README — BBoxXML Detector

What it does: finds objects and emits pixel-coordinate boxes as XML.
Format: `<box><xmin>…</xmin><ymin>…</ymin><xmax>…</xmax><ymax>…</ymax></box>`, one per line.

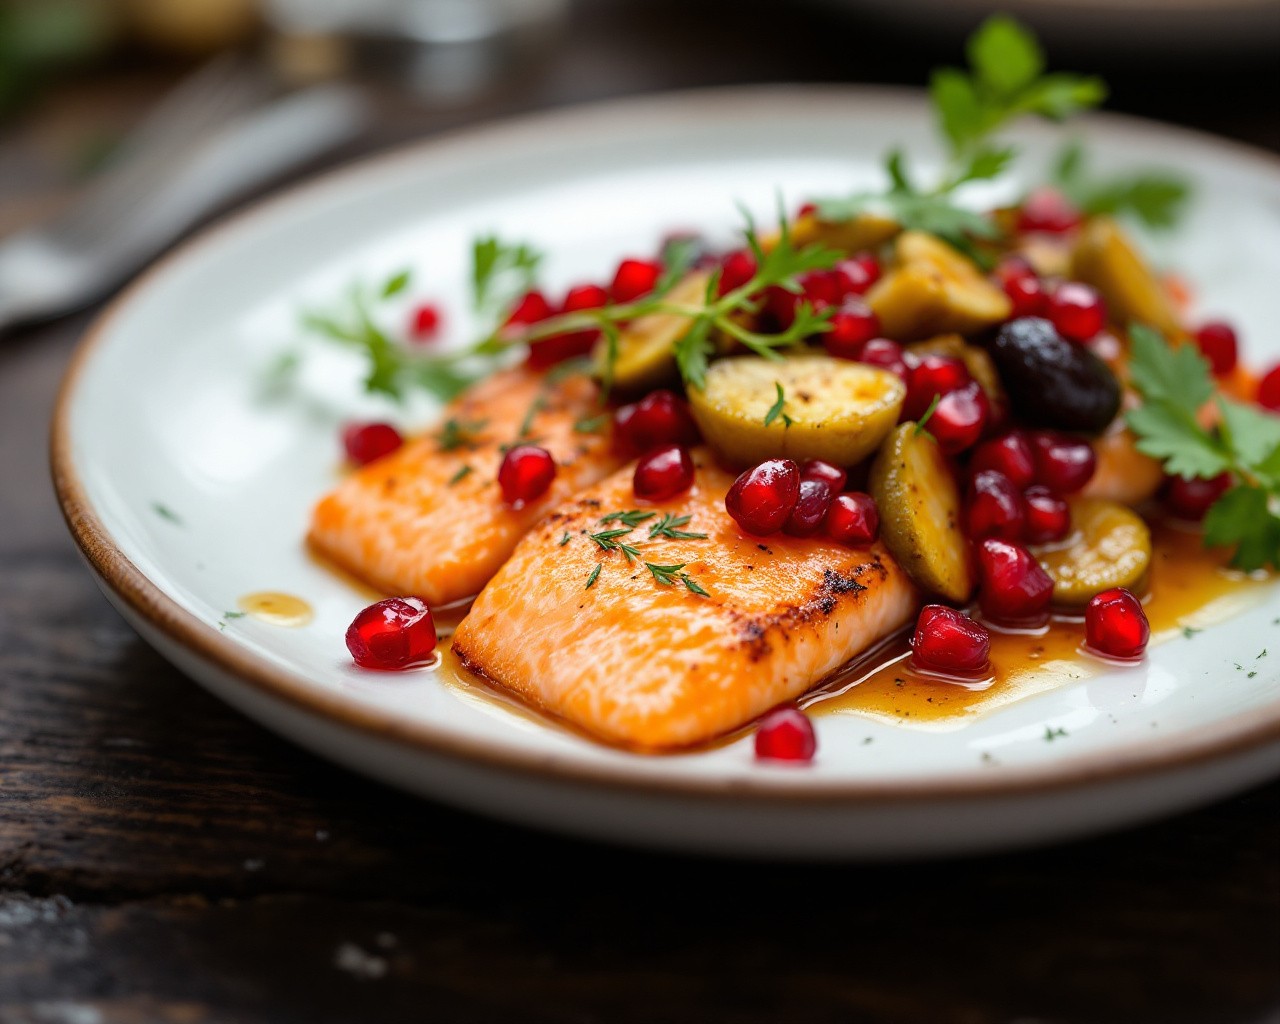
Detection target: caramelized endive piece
<box><xmin>309</xmin><ymin>368</ymin><xmax>624</xmax><ymax>604</ymax></box>
<box><xmin>453</xmin><ymin>453</ymin><xmax>918</xmax><ymax>749</ymax></box>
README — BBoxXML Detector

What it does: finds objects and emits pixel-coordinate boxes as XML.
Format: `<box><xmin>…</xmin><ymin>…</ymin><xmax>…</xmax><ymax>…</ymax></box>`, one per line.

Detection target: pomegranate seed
<box><xmin>346</xmin><ymin>597</ymin><xmax>436</xmax><ymax>670</ymax></box>
<box><xmin>754</xmin><ymin>705</ymin><xmax>816</xmax><ymax>763</ymax></box>
<box><xmin>800</xmin><ymin>459</ymin><xmax>847</xmax><ymax>494</ymax></box>
<box><xmin>725</xmin><ymin>459</ymin><xmax>801</xmax><ymax>536</ymax></box>
<box><xmin>342</xmin><ymin>422</ymin><xmax>402</xmax><ymax>465</ymax></box>
<box><xmin>824</xmin><ymin>492</ymin><xmax>880</xmax><ymax>546</ymax></box>
<box><xmin>409</xmin><ymin>302</ymin><xmax>442</xmax><ymax>342</ymax></box>
<box><xmin>1194</xmin><ymin>321</ymin><xmax>1239</xmax><ymax>376</ymax></box>
<box><xmin>976</xmin><ymin>538</ymin><xmax>1054</xmax><ymax>624</ymax></box>
<box><xmin>526</xmin><ymin>330</ymin><xmax>598</xmax><ymax>370</ymax></box>
<box><xmin>716</xmin><ymin>249</ymin><xmax>758</xmax><ymax>297</ymax></box>
<box><xmin>505</xmin><ymin>289</ymin><xmax>553</xmax><ymax>328</ymax></box>
<box><xmin>562</xmin><ymin>283</ymin><xmax>609</xmax><ymax>312</ymax></box>
<box><xmin>613</xmin><ymin>389</ymin><xmax>700</xmax><ymax>454</ymax></box>
<box><xmin>1085</xmin><ymin>587</ymin><xmax>1150</xmax><ymax>660</ymax></box>
<box><xmin>798</xmin><ymin>269</ymin><xmax>843</xmax><ymax>310</ymax></box>
<box><xmin>1023</xmin><ymin>485</ymin><xmax>1071</xmax><ymax>543</ymax></box>
<box><xmin>833</xmin><ymin>253</ymin><xmax>881</xmax><ymax>296</ymax></box>
<box><xmin>765</xmin><ymin>285</ymin><xmax>801</xmax><ymax>329</ymax></box>
<box><xmin>911</xmin><ymin>605</ymin><xmax>991</xmax><ymax>677</ymax></box>
<box><xmin>633</xmin><ymin>444</ymin><xmax>695</xmax><ymax>501</ymax></box>
<box><xmin>966</xmin><ymin>470</ymin><xmax>1027</xmax><ymax>541</ymax></box>
<box><xmin>1164</xmin><ymin>472</ymin><xmax>1231</xmax><ymax>520</ymax></box>
<box><xmin>858</xmin><ymin>338</ymin><xmax>910</xmax><ymax>382</ymax></box>
<box><xmin>929</xmin><ymin>382</ymin><xmax>989</xmax><ymax>455</ymax></box>
<box><xmin>784</xmin><ymin>479</ymin><xmax>836</xmax><ymax>537</ymax></box>
<box><xmin>970</xmin><ymin>431</ymin><xmax>1036</xmax><ymax>488</ymax></box>
<box><xmin>796</xmin><ymin>201</ymin><xmax>818</xmax><ymax>219</ymax></box>
<box><xmin>904</xmin><ymin>354</ymin><xmax>971</xmax><ymax>420</ymax></box>
<box><xmin>1031</xmin><ymin>432</ymin><xmax>1096</xmax><ymax>493</ymax></box>
<box><xmin>824</xmin><ymin>299</ymin><xmax>882</xmax><ymax>359</ymax></box>
<box><xmin>994</xmin><ymin>257</ymin><xmax>1047</xmax><ymax>319</ymax></box>
<box><xmin>1016</xmin><ymin>187</ymin><xmax>1083</xmax><ymax>235</ymax></box>
<box><xmin>498</xmin><ymin>444</ymin><xmax>556</xmax><ymax>507</ymax></box>
<box><xmin>1048</xmin><ymin>282</ymin><xmax>1106</xmax><ymax>342</ymax></box>
<box><xmin>610</xmin><ymin>258</ymin><xmax>663</xmax><ymax>304</ymax></box>
<box><xmin>1259</xmin><ymin>366</ymin><xmax>1280</xmax><ymax>411</ymax></box>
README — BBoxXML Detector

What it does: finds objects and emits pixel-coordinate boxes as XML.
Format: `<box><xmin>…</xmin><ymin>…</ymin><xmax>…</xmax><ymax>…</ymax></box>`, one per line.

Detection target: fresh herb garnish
<box><xmin>380</xmin><ymin>268</ymin><xmax>412</xmax><ymax>299</ymax></box>
<box><xmin>645</xmin><ymin>561</ymin><xmax>708</xmax><ymax>596</ymax></box>
<box><xmin>472</xmin><ymin>234</ymin><xmax>542</xmax><ymax>313</ymax></box>
<box><xmin>436</xmin><ymin>417</ymin><xmax>488</xmax><ymax>452</ymax></box>
<box><xmin>764</xmin><ymin>382</ymin><xmax>793</xmax><ymax>428</ymax></box>
<box><xmin>517</xmin><ymin>396</ymin><xmax>544</xmax><ymax>439</ymax></box>
<box><xmin>585</xmin><ymin>563</ymin><xmax>602</xmax><ymax>589</ymax></box>
<box><xmin>914</xmin><ymin>393</ymin><xmax>943</xmax><ymax>436</ymax></box>
<box><xmin>558</xmin><ymin>532</ymin><xmax>572</xmax><ymax>547</ymax></box>
<box><xmin>573</xmin><ymin>413</ymin><xmax>610</xmax><ymax>435</ymax></box>
<box><xmin>1125</xmin><ymin>324</ymin><xmax>1280</xmax><ymax>571</ymax></box>
<box><xmin>648</xmin><ymin>513</ymin><xmax>708</xmax><ymax>541</ymax></box>
<box><xmin>1051</xmin><ymin>140</ymin><xmax>1190</xmax><ymax>230</ymax></box>
<box><xmin>1043</xmin><ymin>725</ymin><xmax>1068</xmax><ymax>741</ymax></box>
<box><xmin>600</xmin><ymin>509</ymin><xmax>658</xmax><ymax>528</ymax></box>
<box><xmin>589</xmin><ymin>528</ymin><xmax>643</xmax><ymax>563</ymax></box>
<box><xmin>447</xmin><ymin>464</ymin><xmax>473</xmax><ymax>486</ymax></box>
<box><xmin>151</xmin><ymin>502</ymin><xmax>183</xmax><ymax>525</ymax></box>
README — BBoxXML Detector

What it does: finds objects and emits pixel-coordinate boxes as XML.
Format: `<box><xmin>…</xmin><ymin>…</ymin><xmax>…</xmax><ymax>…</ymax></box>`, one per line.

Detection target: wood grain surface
<box><xmin>2</xmin><ymin>3</ymin><xmax>1278</xmax><ymax>1021</ymax></box>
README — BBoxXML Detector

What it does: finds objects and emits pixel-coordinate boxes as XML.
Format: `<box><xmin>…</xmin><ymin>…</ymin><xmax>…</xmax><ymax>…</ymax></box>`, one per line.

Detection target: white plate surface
<box><xmin>54</xmin><ymin>86</ymin><xmax>1280</xmax><ymax>858</ymax></box>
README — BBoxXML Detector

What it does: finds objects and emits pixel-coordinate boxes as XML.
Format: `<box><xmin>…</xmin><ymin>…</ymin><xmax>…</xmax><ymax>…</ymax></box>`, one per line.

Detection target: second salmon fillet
<box><xmin>452</xmin><ymin>451</ymin><xmax>919</xmax><ymax>749</ymax></box>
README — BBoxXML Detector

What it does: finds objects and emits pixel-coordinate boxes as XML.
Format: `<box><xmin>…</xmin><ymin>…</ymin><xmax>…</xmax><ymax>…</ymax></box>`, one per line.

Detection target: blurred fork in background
<box><xmin>0</xmin><ymin>54</ymin><xmax>367</xmax><ymax>334</ymax></box>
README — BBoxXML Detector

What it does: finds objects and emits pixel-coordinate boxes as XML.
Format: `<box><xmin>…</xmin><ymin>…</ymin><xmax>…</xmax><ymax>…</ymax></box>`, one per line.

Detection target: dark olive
<box><xmin>989</xmin><ymin>317</ymin><xmax>1121</xmax><ymax>434</ymax></box>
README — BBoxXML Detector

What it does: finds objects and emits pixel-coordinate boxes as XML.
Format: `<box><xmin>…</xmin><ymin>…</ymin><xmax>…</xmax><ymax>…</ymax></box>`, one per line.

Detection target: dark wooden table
<box><xmin>3</xmin><ymin>3</ymin><xmax>1278</xmax><ymax>1021</ymax></box>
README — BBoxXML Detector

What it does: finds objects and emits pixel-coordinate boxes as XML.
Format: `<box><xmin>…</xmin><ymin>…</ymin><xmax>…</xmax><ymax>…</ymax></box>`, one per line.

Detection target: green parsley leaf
<box><xmin>1052</xmin><ymin>140</ymin><xmax>1191</xmax><ymax>230</ymax></box>
<box><xmin>967</xmin><ymin>14</ymin><xmax>1044</xmax><ymax>98</ymax></box>
<box><xmin>1127</xmin><ymin>324</ymin><xmax>1214</xmax><ymax>410</ymax></box>
<box><xmin>1203</xmin><ymin>485</ymin><xmax>1280</xmax><ymax>572</ymax></box>
<box><xmin>764</xmin><ymin>382</ymin><xmax>792</xmax><ymax>428</ymax></box>
<box><xmin>472</xmin><ymin>234</ymin><xmax>542</xmax><ymax>313</ymax></box>
<box><xmin>380</xmin><ymin>268</ymin><xmax>412</xmax><ymax>299</ymax></box>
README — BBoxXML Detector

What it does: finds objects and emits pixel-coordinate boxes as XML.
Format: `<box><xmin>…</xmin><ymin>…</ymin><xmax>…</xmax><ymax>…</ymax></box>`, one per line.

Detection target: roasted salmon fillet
<box><xmin>309</xmin><ymin>368</ymin><xmax>623</xmax><ymax>604</ymax></box>
<box><xmin>452</xmin><ymin>452</ymin><xmax>919</xmax><ymax>749</ymax></box>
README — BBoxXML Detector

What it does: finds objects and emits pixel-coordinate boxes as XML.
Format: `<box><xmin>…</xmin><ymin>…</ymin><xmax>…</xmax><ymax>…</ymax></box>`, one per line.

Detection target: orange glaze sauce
<box><xmin>806</xmin><ymin>518</ymin><xmax>1272</xmax><ymax>730</ymax></box>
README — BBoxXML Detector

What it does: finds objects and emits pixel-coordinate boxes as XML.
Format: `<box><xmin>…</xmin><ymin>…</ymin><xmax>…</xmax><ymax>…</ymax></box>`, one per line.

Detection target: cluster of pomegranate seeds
<box><xmin>1030</xmin><ymin>431</ymin><xmax>1096</xmax><ymax>493</ymax></box>
<box><xmin>911</xmin><ymin>605</ymin><xmax>991</xmax><ymax>676</ymax></box>
<box><xmin>754</xmin><ymin>704</ymin><xmax>817</xmax><ymax>763</ymax></box>
<box><xmin>498</xmin><ymin>444</ymin><xmax>556</xmax><ymax>507</ymax></box>
<box><xmin>856</xmin><ymin>338</ymin><xmax>910</xmax><ymax>382</ymax></box>
<box><xmin>966</xmin><ymin>470</ymin><xmax>1027</xmax><ymax>541</ymax></box>
<box><xmin>633</xmin><ymin>445</ymin><xmax>695</xmax><ymax>501</ymax></box>
<box><xmin>824</xmin><ymin>299</ymin><xmax>882</xmax><ymax>359</ymax></box>
<box><xmin>1085</xmin><ymin>588</ymin><xmax>1150</xmax><ymax>660</ymax></box>
<box><xmin>716</xmin><ymin>249</ymin><xmax>758</xmax><ymax>297</ymax></box>
<box><xmin>970</xmin><ymin>432</ymin><xmax>1036</xmax><ymax>488</ymax></box>
<box><xmin>1194</xmin><ymin>321</ymin><xmax>1239</xmax><ymax>376</ymax></box>
<box><xmin>1047</xmin><ymin>282</ymin><xmax>1107</xmax><ymax>342</ymax></box>
<box><xmin>1260</xmin><ymin>366</ymin><xmax>1280</xmax><ymax>411</ymax></box>
<box><xmin>768</xmin><ymin>261</ymin><xmax>882</xmax><ymax>335</ymax></box>
<box><xmin>1023</xmin><ymin>486</ymin><xmax>1071</xmax><ymax>543</ymax></box>
<box><xmin>994</xmin><ymin>257</ymin><xmax>1047</xmax><ymax>319</ymax></box>
<box><xmin>905</xmin><ymin>355</ymin><xmax>970</xmax><ymax>420</ymax></box>
<box><xmin>342</xmin><ymin>422</ymin><xmax>402</xmax><ymax>465</ymax></box>
<box><xmin>409</xmin><ymin>302</ymin><xmax>442</xmax><ymax>342</ymax></box>
<box><xmin>725</xmin><ymin>458</ymin><xmax>801</xmax><ymax>535</ymax></box>
<box><xmin>824</xmin><ymin>493</ymin><xmax>880</xmax><ymax>546</ymax></box>
<box><xmin>802</xmin><ymin>458</ymin><xmax>847</xmax><ymax>493</ymax></box>
<box><xmin>1163</xmin><ymin>471</ymin><xmax>1231</xmax><ymax>520</ymax></box>
<box><xmin>613</xmin><ymin>389</ymin><xmax>700</xmax><ymax>455</ymax></box>
<box><xmin>976</xmin><ymin>538</ymin><xmax>1054</xmax><ymax>624</ymax></box>
<box><xmin>609</xmin><ymin>258</ymin><xmax>663</xmax><ymax>304</ymax></box>
<box><xmin>1016</xmin><ymin>187</ymin><xmax>1083</xmax><ymax>236</ymax></box>
<box><xmin>346</xmin><ymin>597</ymin><xmax>437</xmax><ymax>670</ymax></box>
<box><xmin>521</xmin><ymin>282</ymin><xmax>604</xmax><ymax>370</ymax></box>
<box><xmin>506</xmin><ymin>289</ymin><xmax>554</xmax><ymax>327</ymax></box>
<box><xmin>784</xmin><ymin>479</ymin><xmax>836</xmax><ymax>537</ymax></box>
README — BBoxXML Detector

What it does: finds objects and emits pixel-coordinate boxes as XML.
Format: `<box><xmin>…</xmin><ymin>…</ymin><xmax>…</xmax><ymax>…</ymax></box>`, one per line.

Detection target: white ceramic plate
<box><xmin>53</xmin><ymin>86</ymin><xmax>1280</xmax><ymax>858</ymax></box>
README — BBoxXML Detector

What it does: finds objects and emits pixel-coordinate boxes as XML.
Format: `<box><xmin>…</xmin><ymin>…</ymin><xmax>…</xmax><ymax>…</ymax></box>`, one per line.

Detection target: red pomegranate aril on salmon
<box><xmin>1194</xmin><ymin>321</ymin><xmax>1239</xmax><ymax>376</ymax></box>
<box><xmin>976</xmin><ymin>538</ymin><xmax>1054</xmax><ymax>625</ymax></box>
<box><xmin>911</xmin><ymin>605</ymin><xmax>991</xmax><ymax>676</ymax></box>
<box><xmin>784</xmin><ymin>478</ymin><xmax>835</xmax><ymax>537</ymax></box>
<box><xmin>929</xmin><ymin>382</ymin><xmax>989</xmax><ymax>455</ymax></box>
<box><xmin>1031</xmin><ymin>432</ymin><xmax>1096</xmax><ymax>493</ymax></box>
<box><xmin>498</xmin><ymin>444</ymin><xmax>556</xmax><ymax>507</ymax></box>
<box><xmin>824</xmin><ymin>492</ymin><xmax>880</xmax><ymax>546</ymax></box>
<box><xmin>1259</xmin><ymin>365</ymin><xmax>1280</xmax><ymax>411</ymax></box>
<box><xmin>725</xmin><ymin>458</ymin><xmax>801</xmax><ymax>536</ymax></box>
<box><xmin>409</xmin><ymin>302</ymin><xmax>442</xmax><ymax>342</ymax></box>
<box><xmin>754</xmin><ymin>705</ymin><xmax>816</xmax><ymax>763</ymax></box>
<box><xmin>833</xmin><ymin>253</ymin><xmax>881</xmax><ymax>296</ymax></box>
<box><xmin>824</xmin><ymin>299</ymin><xmax>882</xmax><ymax>359</ymax></box>
<box><xmin>342</xmin><ymin>422</ymin><xmax>402</xmax><ymax>466</ymax></box>
<box><xmin>800</xmin><ymin>459</ymin><xmax>847</xmax><ymax>494</ymax></box>
<box><xmin>1023</xmin><ymin>485</ymin><xmax>1071</xmax><ymax>543</ymax></box>
<box><xmin>1048</xmin><ymin>282</ymin><xmax>1106</xmax><ymax>342</ymax></box>
<box><xmin>1163</xmin><ymin>472</ymin><xmax>1231</xmax><ymax>521</ymax></box>
<box><xmin>858</xmin><ymin>338</ymin><xmax>910</xmax><ymax>382</ymax></box>
<box><xmin>613</xmin><ymin>389</ymin><xmax>700</xmax><ymax>454</ymax></box>
<box><xmin>1085</xmin><ymin>588</ymin><xmax>1150</xmax><ymax>660</ymax></box>
<box><xmin>526</xmin><ymin>330</ymin><xmax>598</xmax><ymax>370</ymax></box>
<box><xmin>610</xmin><ymin>258</ymin><xmax>663</xmax><ymax>304</ymax></box>
<box><xmin>346</xmin><ymin>597</ymin><xmax>437</xmax><ymax>670</ymax></box>
<box><xmin>716</xmin><ymin>249</ymin><xmax>758</xmax><ymax>297</ymax></box>
<box><xmin>633</xmin><ymin>445</ymin><xmax>695</xmax><ymax>501</ymax></box>
<box><xmin>966</xmin><ymin>469</ymin><xmax>1027</xmax><ymax>541</ymax></box>
<box><xmin>970</xmin><ymin>431</ymin><xmax>1036</xmax><ymax>488</ymax></box>
<box><xmin>904</xmin><ymin>354</ymin><xmax>971</xmax><ymax>420</ymax></box>
<box><xmin>1016</xmin><ymin>187</ymin><xmax>1082</xmax><ymax>235</ymax></box>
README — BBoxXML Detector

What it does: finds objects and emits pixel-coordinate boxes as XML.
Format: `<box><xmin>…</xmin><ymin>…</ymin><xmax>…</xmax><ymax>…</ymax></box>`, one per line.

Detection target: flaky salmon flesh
<box><xmin>308</xmin><ymin>368</ymin><xmax>624</xmax><ymax>605</ymax></box>
<box><xmin>453</xmin><ymin>452</ymin><xmax>919</xmax><ymax>750</ymax></box>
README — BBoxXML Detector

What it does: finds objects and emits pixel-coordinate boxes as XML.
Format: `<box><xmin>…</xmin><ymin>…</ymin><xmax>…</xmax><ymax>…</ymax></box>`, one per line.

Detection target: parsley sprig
<box><xmin>1051</xmin><ymin>141</ymin><xmax>1190</xmax><ymax>230</ymax></box>
<box><xmin>472</xmin><ymin>234</ymin><xmax>542</xmax><ymax>313</ymax></box>
<box><xmin>1126</xmin><ymin>324</ymin><xmax>1280</xmax><ymax>571</ymax></box>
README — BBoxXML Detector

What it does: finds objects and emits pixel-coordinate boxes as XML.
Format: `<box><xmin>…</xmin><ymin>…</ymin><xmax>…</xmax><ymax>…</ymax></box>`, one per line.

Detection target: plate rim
<box><xmin>50</xmin><ymin>83</ymin><xmax>1280</xmax><ymax>804</ymax></box>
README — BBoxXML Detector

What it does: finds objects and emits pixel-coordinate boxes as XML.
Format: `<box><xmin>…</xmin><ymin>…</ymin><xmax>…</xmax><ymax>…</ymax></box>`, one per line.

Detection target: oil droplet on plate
<box><xmin>237</xmin><ymin>591</ymin><xmax>314</xmax><ymax>627</ymax></box>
